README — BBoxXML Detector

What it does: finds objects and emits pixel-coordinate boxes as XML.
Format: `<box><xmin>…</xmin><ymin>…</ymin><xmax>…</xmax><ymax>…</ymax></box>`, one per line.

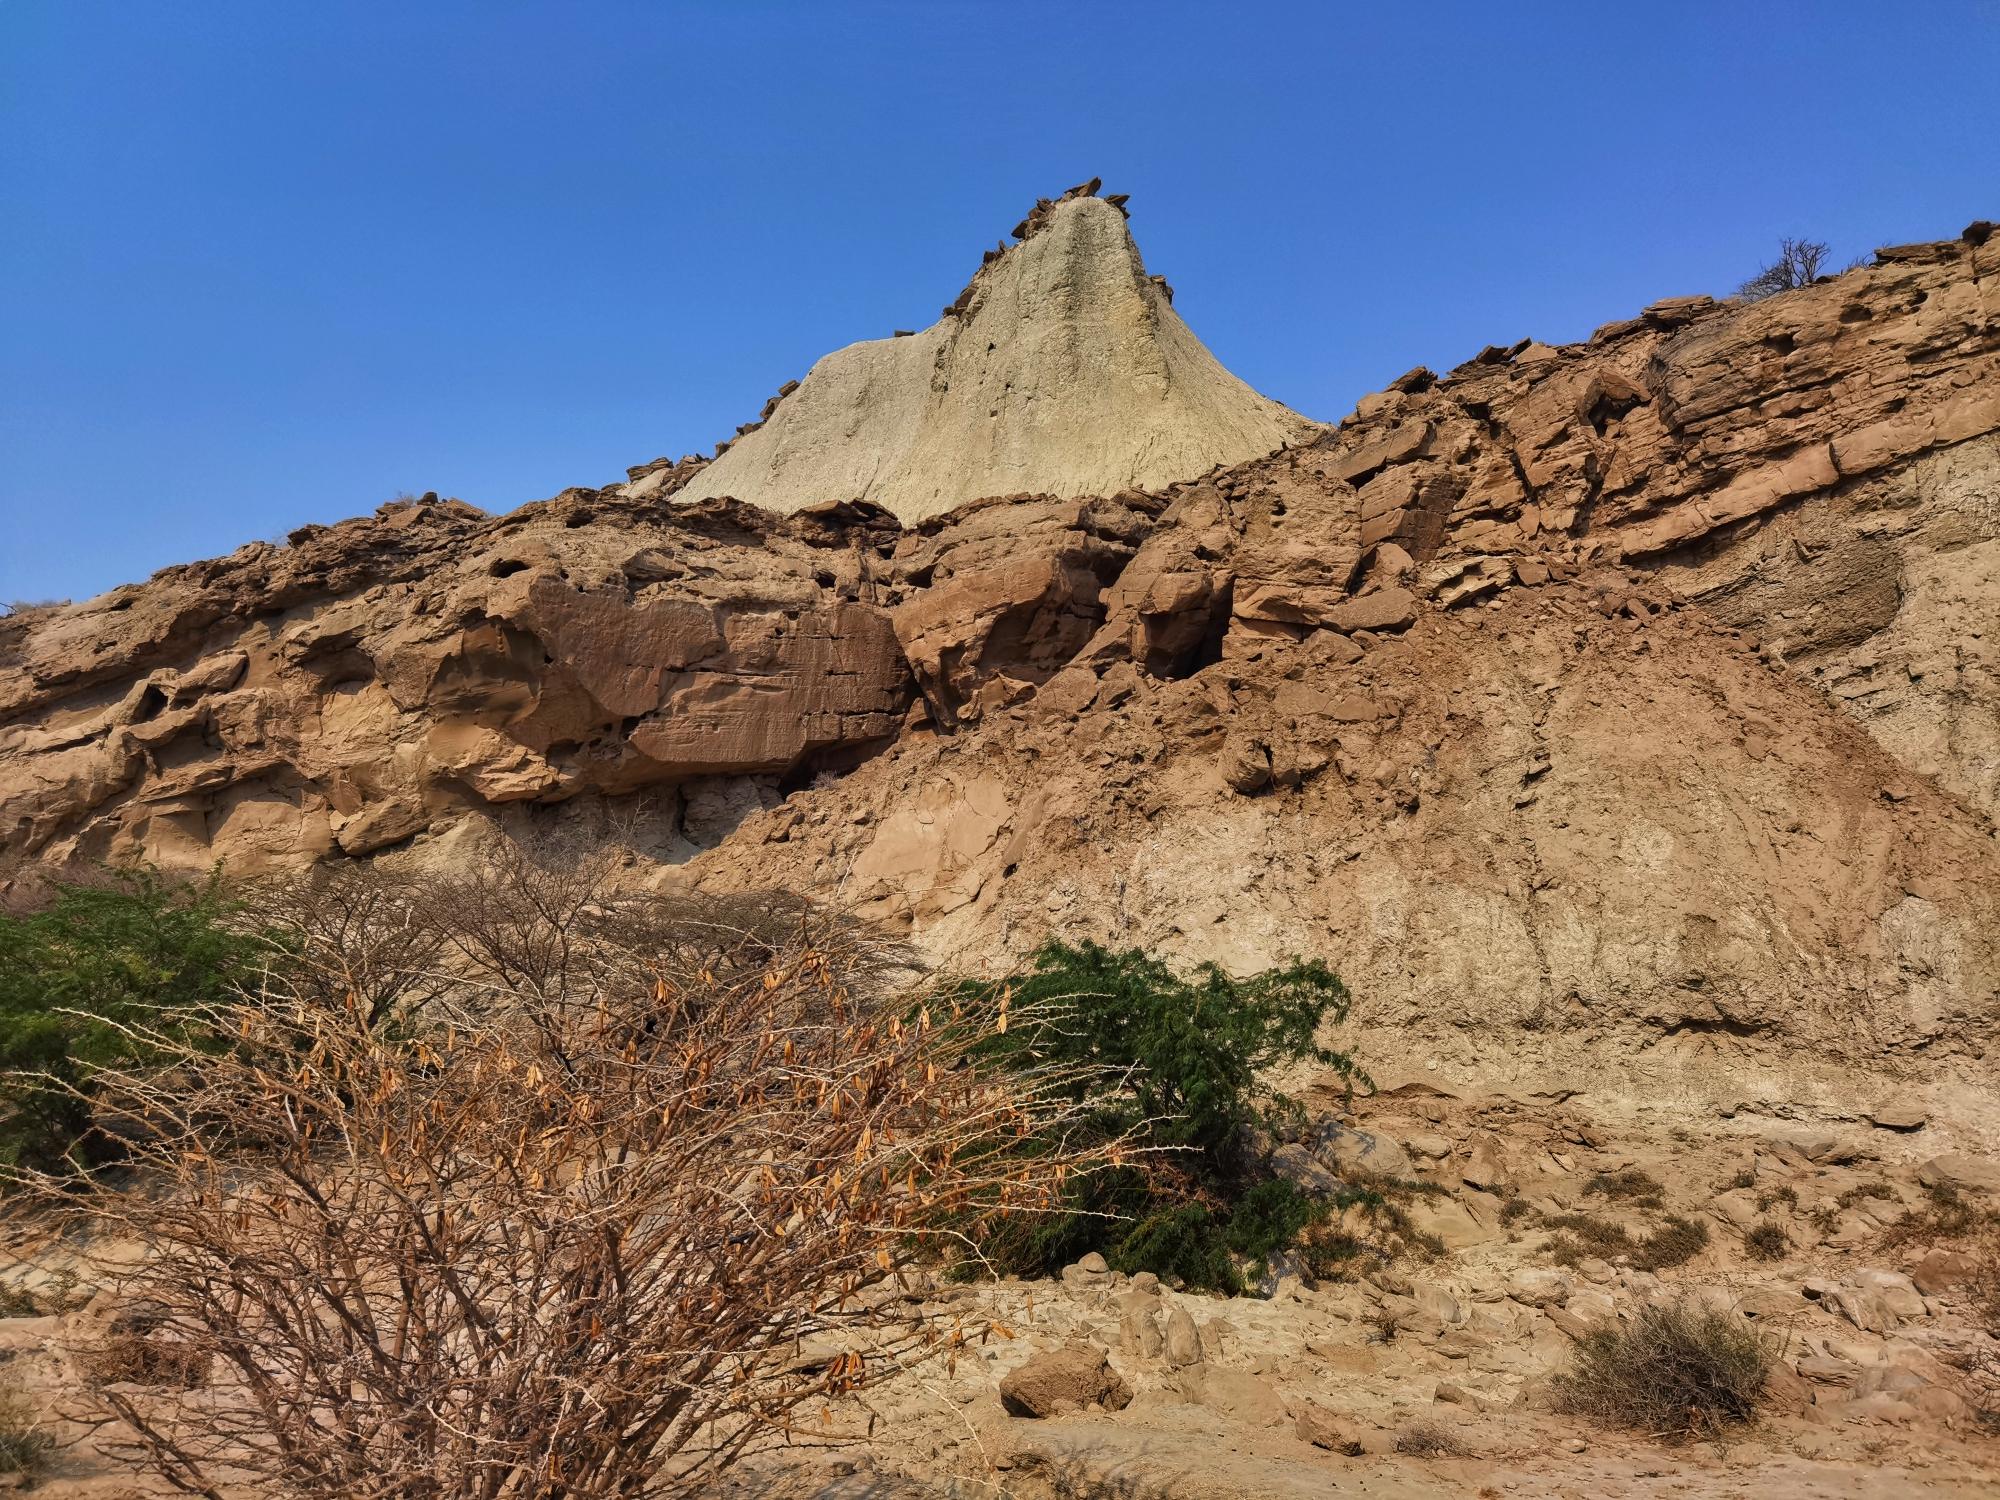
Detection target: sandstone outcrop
<box><xmin>0</xmin><ymin>493</ymin><xmax>911</xmax><ymax>870</ymax></box>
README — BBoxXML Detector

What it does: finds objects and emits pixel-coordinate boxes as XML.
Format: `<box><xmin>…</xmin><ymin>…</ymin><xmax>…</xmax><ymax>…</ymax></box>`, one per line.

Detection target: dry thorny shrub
<box><xmin>7</xmin><ymin>857</ymin><xmax>1119</xmax><ymax>1499</ymax></box>
<box><xmin>1552</xmin><ymin>1298</ymin><xmax>1771</xmax><ymax>1441</ymax></box>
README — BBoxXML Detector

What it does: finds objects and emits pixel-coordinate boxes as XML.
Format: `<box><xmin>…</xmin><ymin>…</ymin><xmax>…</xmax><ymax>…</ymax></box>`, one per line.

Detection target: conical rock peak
<box><xmin>672</xmin><ymin>192</ymin><xmax>1316</xmax><ymax>520</ymax></box>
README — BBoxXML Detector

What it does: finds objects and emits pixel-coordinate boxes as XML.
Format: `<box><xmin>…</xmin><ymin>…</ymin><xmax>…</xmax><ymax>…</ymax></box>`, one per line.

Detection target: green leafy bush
<box><xmin>961</xmin><ymin>940</ymin><xmax>1361</xmax><ymax>1289</ymax></box>
<box><xmin>1224</xmin><ymin>1178</ymin><xmax>1321</xmax><ymax>1264</ymax></box>
<box><xmin>0</xmin><ymin>867</ymin><xmax>268</xmax><ymax>1173</ymax></box>
<box><xmin>1110</xmin><ymin>1204</ymin><xmax>1241</xmax><ymax>1294</ymax></box>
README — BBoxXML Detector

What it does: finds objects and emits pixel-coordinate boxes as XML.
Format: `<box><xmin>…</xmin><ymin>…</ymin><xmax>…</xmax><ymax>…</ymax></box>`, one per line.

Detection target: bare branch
<box><xmin>7</xmin><ymin>873</ymin><xmax>1118</xmax><ymax>1497</ymax></box>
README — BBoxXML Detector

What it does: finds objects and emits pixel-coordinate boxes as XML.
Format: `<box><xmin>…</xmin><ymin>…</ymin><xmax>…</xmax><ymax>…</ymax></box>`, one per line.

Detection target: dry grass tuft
<box><xmin>1553</xmin><ymin>1299</ymin><xmax>1770</xmax><ymax>1439</ymax></box>
<box><xmin>0</xmin><ymin>1382</ymin><xmax>53</xmax><ymax>1478</ymax></box>
<box><xmin>1743</xmin><ymin>1221</ymin><xmax>1789</xmax><ymax>1262</ymax></box>
<box><xmin>1879</xmin><ymin>1182</ymin><xmax>1991</xmax><ymax>1251</ymax></box>
<box><xmin>1394</xmin><ymin>1418</ymin><xmax>1472</xmax><ymax>1457</ymax></box>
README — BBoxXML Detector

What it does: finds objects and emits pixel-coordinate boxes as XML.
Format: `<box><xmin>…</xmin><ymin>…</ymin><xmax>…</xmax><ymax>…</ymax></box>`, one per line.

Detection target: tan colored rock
<box><xmin>676</xmin><ymin>194</ymin><xmax>1313</xmax><ymax>522</ymax></box>
<box><xmin>998</xmin><ymin>1343</ymin><xmax>1132</xmax><ymax>1418</ymax></box>
<box><xmin>1294</xmin><ymin>1402</ymin><xmax>1367</xmax><ymax>1454</ymax></box>
<box><xmin>1508</xmin><ymin>1269</ymin><xmax>1571</xmax><ymax>1308</ymax></box>
<box><xmin>1911</xmin><ymin>1248</ymin><xmax>1974</xmax><ymax>1295</ymax></box>
<box><xmin>1163</xmin><ymin>1306</ymin><xmax>1202</xmax><ymax>1369</ymax></box>
<box><xmin>5</xmin><ymin>202</ymin><xmax>1999</xmax><ymax>1127</ymax></box>
<box><xmin>1310</xmin><ymin>1124</ymin><xmax>1414</xmax><ymax>1180</ymax></box>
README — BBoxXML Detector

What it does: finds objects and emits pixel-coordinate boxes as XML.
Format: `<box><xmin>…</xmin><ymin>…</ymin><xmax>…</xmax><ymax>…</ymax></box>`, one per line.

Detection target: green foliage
<box><xmin>1554</xmin><ymin>1299</ymin><xmax>1771</xmax><ymax>1438</ymax></box>
<box><xmin>1110</xmin><ymin>1204</ymin><xmax>1242</xmax><ymax>1296</ymax></box>
<box><xmin>1297</xmin><ymin>1222</ymin><xmax>1368</xmax><ymax>1281</ymax></box>
<box><xmin>963</xmin><ymin>940</ymin><xmax>1361</xmax><ymax>1290</ymax></box>
<box><xmin>0</xmin><ymin>867</ymin><xmax>268</xmax><ymax>1173</ymax></box>
<box><xmin>976</xmin><ymin>940</ymin><xmax>1360</xmax><ymax>1160</ymax></box>
<box><xmin>1223</xmin><ymin>1179</ymin><xmax>1321</xmax><ymax>1264</ymax></box>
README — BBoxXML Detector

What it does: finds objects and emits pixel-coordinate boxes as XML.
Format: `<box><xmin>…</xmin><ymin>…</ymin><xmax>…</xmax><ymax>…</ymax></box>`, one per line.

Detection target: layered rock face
<box><xmin>2</xmin><ymin>206</ymin><xmax>1996</xmax><ymax>1109</ymax></box>
<box><xmin>671</xmin><ymin>184</ymin><xmax>1314</xmax><ymax>521</ymax></box>
<box><xmin>687</xmin><ymin>220</ymin><xmax>2000</xmax><ymax>1103</ymax></box>
<box><xmin>0</xmin><ymin>494</ymin><xmax>914</xmax><ymax>870</ymax></box>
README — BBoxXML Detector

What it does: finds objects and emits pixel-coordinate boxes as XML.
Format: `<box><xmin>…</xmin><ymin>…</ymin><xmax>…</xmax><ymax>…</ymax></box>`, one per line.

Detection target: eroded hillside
<box><xmin>1</xmin><ymin>204</ymin><xmax>1996</xmax><ymax>1115</ymax></box>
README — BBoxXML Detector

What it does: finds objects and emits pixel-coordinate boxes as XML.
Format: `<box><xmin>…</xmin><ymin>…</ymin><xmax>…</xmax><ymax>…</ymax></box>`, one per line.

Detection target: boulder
<box><xmin>1059</xmin><ymin>1256</ymin><xmax>1113</xmax><ymax>1291</ymax></box>
<box><xmin>1311</xmin><ymin>1123</ymin><xmax>1414</xmax><ymax>1181</ymax></box>
<box><xmin>1708</xmin><ymin>1188</ymin><xmax>1764</xmax><ymax>1230</ymax></box>
<box><xmin>1826</xmin><ymin>1284</ymin><xmax>1900</xmax><ymax>1335</ymax></box>
<box><xmin>1508</xmin><ymin>1269</ymin><xmax>1572</xmax><ymax>1308</ymax></box>
<box><xmin>1910</xmin><ymin>1248</ymin><xmax>1973</xmax><ymax>1295</ymax></box>
<box><xmin>1460</xmin><ymin>1133</ymin><xmax>1514</xmax><ymax>1190</ymax></box>
<box><xmin>998</xmin><ymin>1344</ymin><xmax>1132</xmax><ymax>1418</ymax></box>
<box><xmin>1411</xmin><ymin>1282</ymin><xmax>1465</xmax><ymax>1327</ymax></box>
<box><xmin>1852</xmin><ymin>1269</ymin><xmax>1926</xmax><ymax>1320</ymax></box>
<box><xmin>1295</xmin><ymin>1403</ymin><xmax>1368</xmax><ymax>1455</ymax></box>
<box><xmin>1174</xmin><ymin>1365</ymin><xmax>1284</xmax><ymax>1424</ymax></box>
<box><xmin>1404</xmin><ymin>1196</ymin><xmax>1503</xmax><ymax>1251</ymax></box>
<box><xmin>1867</xmin><ymin>1105</ymin><xmax>1927</xmax><ymax>1132</ymax></box>
<box><xmin>1163</xmin><ymin>1306</ymin><xmax>1203</xmax><ymax>1369</ymax></box>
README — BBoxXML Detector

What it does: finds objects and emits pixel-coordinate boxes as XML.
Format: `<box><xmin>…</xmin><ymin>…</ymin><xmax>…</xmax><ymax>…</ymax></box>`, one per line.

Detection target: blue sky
<box><xmin>4</xmin><ymin>1</ymin><xmax>1997</xmax><ymax>603</ymax></box>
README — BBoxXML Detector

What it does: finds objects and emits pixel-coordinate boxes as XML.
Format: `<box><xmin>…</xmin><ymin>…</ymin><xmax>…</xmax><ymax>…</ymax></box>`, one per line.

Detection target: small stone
<box><xmin>1867</xmin><ymin>1105</ymin><xmax>1927</xmax><ymax>1132</ymax></box>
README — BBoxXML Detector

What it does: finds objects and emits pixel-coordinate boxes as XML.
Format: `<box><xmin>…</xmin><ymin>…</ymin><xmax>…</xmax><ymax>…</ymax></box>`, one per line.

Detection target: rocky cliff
<box><xmin>2</xmin><ymin>202</ymin><xmax>1996</xmax><ymax>1112</ymax></box>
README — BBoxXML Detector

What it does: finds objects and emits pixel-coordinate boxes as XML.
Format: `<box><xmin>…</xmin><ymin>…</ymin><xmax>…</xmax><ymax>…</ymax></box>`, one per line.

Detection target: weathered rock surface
<box><xmin>998</xmin><ymin>1342</ymin><xmax>1133</xmax><ymax>1417</ymax></box>
<box><xmin>0</xmin><ymin>494</ymin><xmax>912</xmax><ymax>870</ymax></box>
<box><xmin>2</xmin><ymin>205</ymin><xmax>1997</xmax><ymax>1113</ymax></box>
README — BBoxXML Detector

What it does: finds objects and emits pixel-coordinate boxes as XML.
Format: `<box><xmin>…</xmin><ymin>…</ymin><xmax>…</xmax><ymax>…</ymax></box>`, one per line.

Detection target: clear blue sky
<box><xmin>4</xmin><ymin>2</ymin><xmax>1997</xmax><ymax>604</ymax></box>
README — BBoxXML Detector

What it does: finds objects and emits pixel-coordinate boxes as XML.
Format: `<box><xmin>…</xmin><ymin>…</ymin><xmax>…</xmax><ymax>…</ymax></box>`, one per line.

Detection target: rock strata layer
<box><xmin>3</xmin><ymin>210</ymin><xmax>1997</xmax><ymax>1107</ymax></box>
